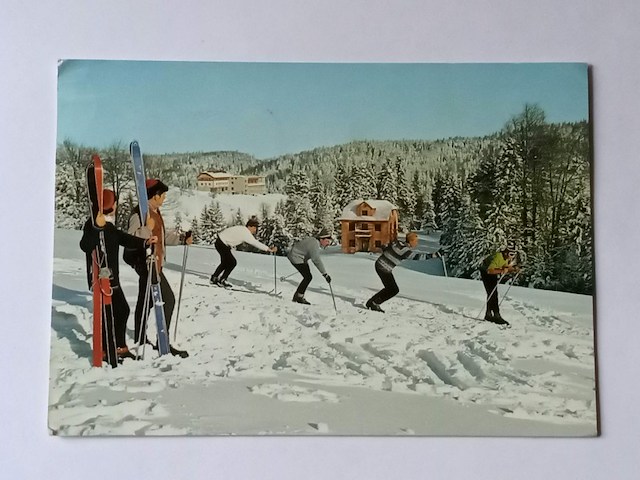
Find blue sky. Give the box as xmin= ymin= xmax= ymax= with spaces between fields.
xmin=57 ymin=61 xmax=589 ymax=158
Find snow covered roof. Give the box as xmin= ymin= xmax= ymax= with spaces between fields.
xmin=339 ymin=199 xmax=398 ymax=221
xmin=198 ymin=171 xmax=232 ymax=180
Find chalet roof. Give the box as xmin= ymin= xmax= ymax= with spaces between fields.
xmin=339 ymin=199 xmax=398 ymax=221
xmin=198 ymin=171 xmax=232 ymax=180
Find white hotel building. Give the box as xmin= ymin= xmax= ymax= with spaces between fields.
xmin=196 ymin=171 xmax=267 ymax=195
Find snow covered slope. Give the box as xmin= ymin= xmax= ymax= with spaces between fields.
xmin=49 ymin=229 xmax=597 ymax=436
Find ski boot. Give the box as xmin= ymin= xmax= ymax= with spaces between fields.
xmin=365 ymin=299 xmax=384 ymax=313
xmin=292 ymin=293 xmax=311 ymax=305
xmin=169 ymin=345 xmax=190 ymax=358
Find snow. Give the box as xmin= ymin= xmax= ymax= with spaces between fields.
xmin=49 ymin=228 xmax=597 ymax=436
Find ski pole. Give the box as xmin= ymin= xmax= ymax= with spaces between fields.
xmin=273 ymin=252 xmax=277 ymax=296
xmin=329 ymin=283 xmax=337 ymax=314
xmin=441 ymin=255 xmax=448 ymax=278
xmin=476 ymin=273 xmax=505 ymax=320
xmin=498 ymin=269 xmax=522 ymax=309
xmin=173 ymin=244 xmax=189 ymax=342
xmin=135 ymin=254 xmax=154 ymax=360
xmin=279 ymin=272 xmax=298 ymax=282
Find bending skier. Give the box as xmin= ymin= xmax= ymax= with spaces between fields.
xmin=128 ymin=179 xmax=192 ymax=358
xmin=80 ymin=189 xmax=157 ymax=360
xmin=480 ymin=244 xmax=519 ymax=325
xmin=210 ymin=216 xmax=277 ymax=287
xmin=366 ymin=231 xmax=440 ymax=313
xmin=287 ymin=229 xmax=333 ymax=305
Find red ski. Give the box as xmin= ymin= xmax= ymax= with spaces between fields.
xmin=86 ymin=154 xmax=118 ymax=367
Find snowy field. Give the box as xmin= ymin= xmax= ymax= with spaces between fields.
xmin=49 ymin=229 xmax=597 ymax=436
xmin=159 ymin=188 xmax=286 ymax=227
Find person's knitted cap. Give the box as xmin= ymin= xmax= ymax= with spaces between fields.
xmin=103 ymin=189 xmax=116 ymax=214
xmin=246 ymin=215 xmax=260 ymax=228
xmin=146 ymin=179 xmax=169 ymax=199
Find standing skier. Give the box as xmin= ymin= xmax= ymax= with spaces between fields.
xmin=80 ymin=189 xmax=158 ymax=360
xmin=366 ymin=231 xmax=440 ymax=313
xmin=287 ymin=229 xmax=333 ymax=304
xmin=128 ymin=179 xmax=192 ymax=357
xmin=480 ymin=244 xmax=518 ymax=325
xmin=210 ymin=216 xmax=277 ymax=287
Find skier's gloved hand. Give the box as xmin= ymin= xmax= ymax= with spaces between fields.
xmin=323 ymin=273 xmax=332 ymax=283
xmin=431 ymin=251 xmax=441 ymax=259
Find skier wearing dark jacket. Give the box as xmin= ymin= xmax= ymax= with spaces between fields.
xmin=366 ymin=231 xmax=440 ymax=313
xmin=80 ymin=189 xmax=157 ymax=359
xmin=287 ymin=229 xmax=333 ymax=304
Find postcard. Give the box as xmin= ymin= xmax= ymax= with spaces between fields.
xmin=50 ymin=61 xmax=596 ymax=436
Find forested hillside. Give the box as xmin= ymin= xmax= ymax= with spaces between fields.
xmin=55 ymin=104 xmax=592 ymax=293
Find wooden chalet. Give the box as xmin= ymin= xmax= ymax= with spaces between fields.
xmin=339 ymin=199 xmax=399 ymax=253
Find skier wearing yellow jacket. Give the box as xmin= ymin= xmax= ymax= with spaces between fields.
xmin=480 ymin=244 xmax=518 ymax=324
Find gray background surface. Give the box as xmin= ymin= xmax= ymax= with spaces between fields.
xmin=1 ymin=1 xmax=638 ymax=478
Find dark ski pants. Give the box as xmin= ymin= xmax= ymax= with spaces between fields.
xmin=292 ymin=262 xmax=313 ymax=297
xmin=110 ymin=286 xmax=130 ymax=348
xmin=369 ymin=264 xmax=400 ymax=305
xmin=99 ymin=286 xmax=130 ymax=350
xmin=212 ymin=237 xmax=237 ymax=281
xmin=134 ymin=266 xmax=175 ymax=344
xmin=481 ymin=271 xmax=500 ymax=318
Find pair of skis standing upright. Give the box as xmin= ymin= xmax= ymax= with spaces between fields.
xmin=87 ymin=141 xmax=187 ymax=367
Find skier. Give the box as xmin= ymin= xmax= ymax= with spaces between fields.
xmin=128 ymin=179 xmax=192 ymax=358
xmin=480 ymin=244 xmax=519 ymax=325
xmin=366 ymin=231 xmax=440 ymax=313
xmin=210 ymin=215 xmax=277 ymax=287
xmin=80 ymin=189 xmax=158 ymax=360
xmin=287 ymin=229 xmax=333 ymax=305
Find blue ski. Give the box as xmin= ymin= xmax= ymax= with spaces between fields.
xmin=150 ymin=283 xmax=171 ymax=355
xmin=130 ymin=141 xmax=149 ymax=222
xmin=130 ymin=140 xmax=170 ymax=356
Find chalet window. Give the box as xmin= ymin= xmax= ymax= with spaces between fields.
xmin=375 ymin=224 xmax=381 ymax=232
xmin=375 ymin=240 xmax=381 ymax=247
xmin=361 ymin=223 xmax=368 ymax=230
xmin=349 ymin=240 xmax=356 ymax=247
xmin=349 ymin=223 xmax=355 ymax=231
xmin=362 ymin=210 xmax=369 ymax=216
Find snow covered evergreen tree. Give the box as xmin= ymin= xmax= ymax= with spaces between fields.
xmin=334 ymin=162 xmax=354 ymax=211
xmin=174 ymin=211 xmax=183 ymax=231
xmin=377 ymin=160 xmax=397 ymax=205
xmin=190 ymin=216 xmax=200 ymax=244
xmin=395 ymin=157 xmax=414 ymax=230
xmin=259 ymin=203 xmax=271 ymax=222
xmin=284 ymin=170 xmax=314 ymax=239
xmin=442 ymin=195 xmax=490 ymax=278
xmin=257 ymin=213 xmax=293 ymax=255
xmin=199 ymin=201 xmax=226 ymax=245
xmin=351 ymin=162 xmax=378 ymax=199
xmin=233 ymin=208 xmax=244 ymax=226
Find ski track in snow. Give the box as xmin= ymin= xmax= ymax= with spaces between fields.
xmin=49 ymin=234 xmax=597 ymax=435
